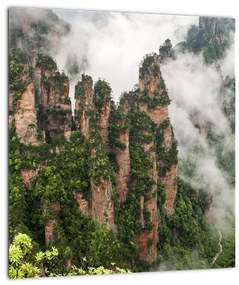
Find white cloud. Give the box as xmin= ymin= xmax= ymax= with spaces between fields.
xmin=54 ymin=10 xmax=197 ymax=99
xmin=161 ymin=49 xmax=235 ymax=230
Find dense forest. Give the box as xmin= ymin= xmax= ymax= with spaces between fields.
xmin=8 ymin=8 xmax=235 ymax=278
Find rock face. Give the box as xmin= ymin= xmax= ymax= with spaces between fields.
xmin=90 ymin=177 xmax=115 ymax=231
xmin=139 ymin=103 xmax=169 ymax=125
xmin=138 ymin=53 xmax=178 ymax=213
xmin=161 ymin=164 xmax=178 ymax=214
xmin=136 ymin=197 xmax=159 ymax=262
xmin=74 ymin=75 xmax=93 ymax=140
xmin=20 ymin=161 xmax=46 ymax=187
xmin=10 ymin=55 xmax=72 ymax=145
xmin=108 ymin=102 xmax=131 ymax=203
xmin=163 ymin=125 xmax=173 ymax=149
xmin=138 ymin=54 xmax=160 ymax=94
xmin=14 ymin=83 xmax=39 ymax=145
xmin=74 ymin=157 xmax=115 ymax=232
xmin=44 ymin=202 xmax=61 ymax=247
xmin=99 ymin=102 xmax=111 ymax=145
xmin=198 ymin=17 xmax=234 ymax=47
xmin=115 ymin=129 xmax=130 ymax=202
xmin=38 ymin=62 xmax=72 ymax=142
xmin=134 ymin=53 xmax=178 ymax=262
xmin=73 ymin=192 xmax=91 ymax=217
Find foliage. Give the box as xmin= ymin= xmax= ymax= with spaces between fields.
xmin=9 ymin=233 xmax=130 ymax=279
xmin=9 ymin=172 xmax=28 ymax=237
xmin=114 ymin=109 xmax=157 ymax=259
xmin=140 ymin=90 xmax=171 ymax=107
xmin=139 ymin=53 xmax=156 ymax=78
xmin=49 ymin=71 xmax=69 ymax=96
xmin=36 ymin=54 xmax=57 ymax=71
xmin=157 ymin=179 xmax=219 ymax=270
xmin=109 ymin=103 xmax=128 ymax=149
xmin=9 ymin=233 xmax=58 ymax=279
xmin=159 ymin=39 xmax=174 ymax=62
xmin=12 ymin=128 xmax=131 ymax=275
xmin=89 ymin=131 xmax=116 ymax=185
xmin=119 ymin=91 xmax=140 ymax=110
xmin=207 ymin=124 xmax=235 ymax=186
xmin=57 ymin=263 xmax=130 ymax=276
xmin=9 ymin=127 xmax=30 ymax=237
xmin=212 ymin=226 xmax=235 ymax=268
xmin=156 ymin=119 xmax=178 ymax=175
xmin=180 ymin=17 xmax=235 ymax=63
xmin=75 ymin=74 xmax=93 ymax=99
xmin=9 ymin=49 xmax=31 ymax=109
xmin=94 ymin=79 xmax=112 ymax=111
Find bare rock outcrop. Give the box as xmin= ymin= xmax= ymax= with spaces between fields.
xmin=161 ymin=164 xmax=178 ymax=214
xmin=44 ymin=201 xmax=61 ymax=247
xmin=74 ymin=75 xmax=93 ymax=140
xmin=74 ymin=176 xmax=115 ymax=232
xmin=99 ymin=102 xmax=111 ymax=145
xmin=39 ymin=71 xmax=72 ymax=141
xmin=115 ymin=129 xmax=130 ymax=202
xmin=14 ymin=83 xmax=39 ymax=145
xmin=91 ymin=177 xmax=115 ymax=231
xmin=139 ymin=103 xmax=169 ymax=126
xmin=136 ymin=196 xmax=159 ymax=263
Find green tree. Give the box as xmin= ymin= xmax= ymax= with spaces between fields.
xmin=9 ymin=233 xmax=58 ymax=279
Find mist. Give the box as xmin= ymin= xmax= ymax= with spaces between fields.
xmin=53 ymin=9 xmax=197 ymax=100
xmin=161 ymin=46 xmax=235 ymax=231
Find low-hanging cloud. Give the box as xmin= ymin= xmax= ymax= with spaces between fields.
xmin=53 ymin=9 xmax=197 ymax=100
xmin=161 ymin=46 xmax=235 ymax=231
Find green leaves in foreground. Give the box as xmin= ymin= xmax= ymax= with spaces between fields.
xmin=9 ymin=233 xmax=131 ymax=278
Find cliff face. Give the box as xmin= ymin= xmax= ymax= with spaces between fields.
xmin=115 ymin=128 xmax=130 ymax=203
xmin=37 ymin=56 xmax=72 ymax=142
xmin=74 ymin=175 xmax=115 ymax=232
xmin=44 ymin=201 xmax=61 ymax=247
xmin=135 ymin=53 xmax=177 ymax=261
xmin=99 ymin=99 xmax=111 ymax=145
xmin=74 ymin=75 xmax=93 ymax=140
xmin=74 ymin=76 xmax=115 ymax=231
xmin=9 ymin=50 xmax=178 ymax=264
xmin=90 ymin=176 xmax=115 ymax=231
xmin=14 ymin=82 xmax=39 ymax=145
xmin=138 ymin=53 xmax=178 ymax=214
